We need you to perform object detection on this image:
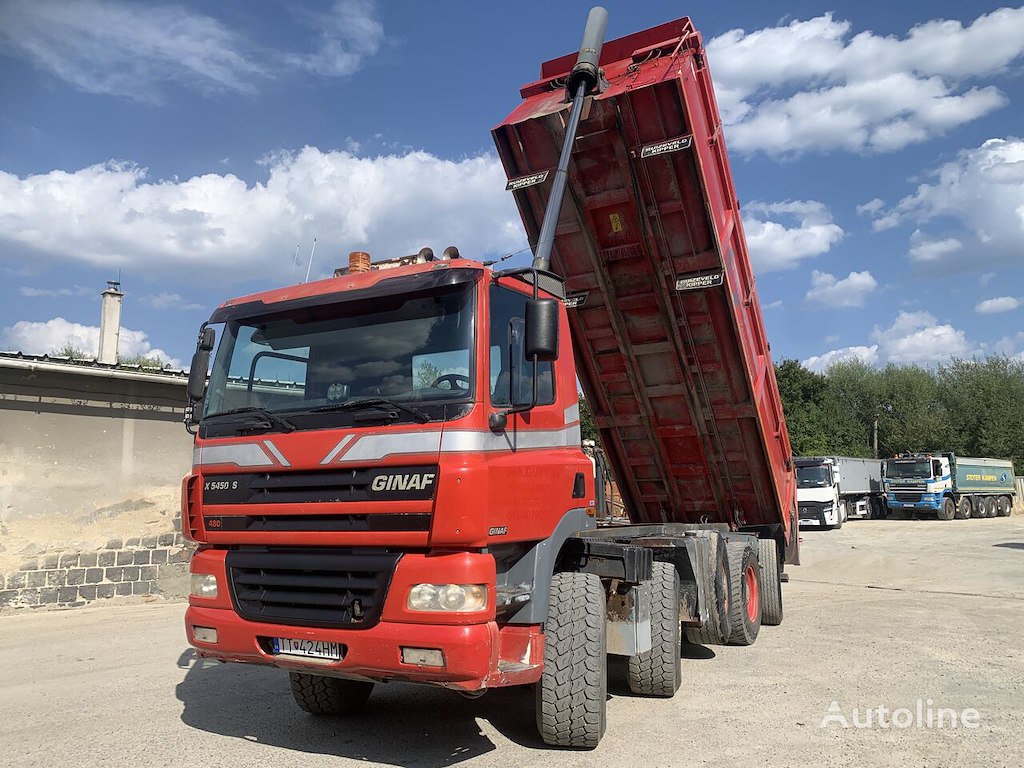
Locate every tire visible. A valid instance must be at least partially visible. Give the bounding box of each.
[833,505,844,529]
[955,497,972,520]
[983,497,996,518]
[725,541,761,646]
[996,496,1012,517]
[684,539,731,645]
[536,572,607,749]
[973,497,988,518]
[289,672,373,715]
[757,537,783,626]
[938,497,956,521]
[627,562,682,697]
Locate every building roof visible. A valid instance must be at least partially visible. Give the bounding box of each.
[0,351,188,385]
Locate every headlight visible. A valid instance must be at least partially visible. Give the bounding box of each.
[190,572,219,599]
[407,583,487,612]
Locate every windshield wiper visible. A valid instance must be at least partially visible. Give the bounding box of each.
[311,397,430,423]
[203,406,296,432]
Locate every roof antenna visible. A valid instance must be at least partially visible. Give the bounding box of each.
[289,243,300,277]
[303,238,318,283]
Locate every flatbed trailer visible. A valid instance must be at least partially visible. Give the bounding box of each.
[182,8,799,750]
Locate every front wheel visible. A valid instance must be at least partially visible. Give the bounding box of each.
[289,673,374,715]
[938,497,956,521]
[536,572,607,748]
[627,561,682,697]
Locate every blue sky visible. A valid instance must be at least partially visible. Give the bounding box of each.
[1,0,1022,371]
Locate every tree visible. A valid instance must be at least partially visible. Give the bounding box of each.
[119,354,167,369]
[774,359,832,455]
[874,364,947,457]
[53,342,90,360]
[415,361,441,389]
[937,356,1024,473]
[579,395,598,444]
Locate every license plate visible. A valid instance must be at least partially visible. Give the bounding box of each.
[272,637,342,660]
[904,503,914,507]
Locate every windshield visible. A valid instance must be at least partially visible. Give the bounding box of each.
[203,284,476,420]
[885,460,931,479]
[797,465,832,487]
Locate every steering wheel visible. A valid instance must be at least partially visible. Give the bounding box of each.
[431,374,471,391]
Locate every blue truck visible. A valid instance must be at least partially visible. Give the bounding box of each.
[883,452,1016,520]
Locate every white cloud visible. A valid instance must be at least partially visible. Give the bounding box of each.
[805,270,877,308]
[763,299,783,309]
[865,138,1024,270]
[856,198,884,216]
[908,232,963,263]
[707,8,1024,155]
[975,296,1020,314]
[284,0,384,78]
[0,147,523,284]
[803,310,977,370]
[1,317,181,368]
[19,285,92,298]
[803,345,879,373]
[742,200,844,272]
[142,292,204,311]
[871,311,974,364]
[0,0,383,103]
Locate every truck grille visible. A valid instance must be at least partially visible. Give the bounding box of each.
[226,547,400,629]
[206,513,430,532]
[893,492,922,503]
[203,466,439,505]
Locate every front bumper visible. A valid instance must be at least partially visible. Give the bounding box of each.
[186,546,543,691]
[186,606,502,690]
[798,504,837,527]
[886,493,941,512]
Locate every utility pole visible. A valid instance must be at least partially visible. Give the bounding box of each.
[873,416,879,458]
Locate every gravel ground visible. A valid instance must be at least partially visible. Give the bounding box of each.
[1,517,1021,768]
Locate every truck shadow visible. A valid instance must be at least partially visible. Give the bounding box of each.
[175,648,544,765]
[993,542,1024,550]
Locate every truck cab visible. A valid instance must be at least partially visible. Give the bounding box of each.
[884,453,950,513]
[184,252,595,693]
[795,457,842,529]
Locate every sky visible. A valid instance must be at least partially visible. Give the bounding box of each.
[0,0,1022,372]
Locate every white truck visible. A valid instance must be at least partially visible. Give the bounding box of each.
[796,456,884,529]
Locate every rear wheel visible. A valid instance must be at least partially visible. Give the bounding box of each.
[289,673,374,715]
[938,497,956,521]
[996,496,1012,517]
[974,497,989,518]
[757,537,783,626]
[627,561,682,697]
[955,497,972,520]
[726,541,761,646]
[536,572,606,748]
[684,539,731,645]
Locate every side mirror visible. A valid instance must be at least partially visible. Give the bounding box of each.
[525,298,559,361]
[186,327,215,402]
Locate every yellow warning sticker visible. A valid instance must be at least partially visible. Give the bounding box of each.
[610,213,623,233]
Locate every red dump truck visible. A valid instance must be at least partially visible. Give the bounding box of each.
[182,9,797,748]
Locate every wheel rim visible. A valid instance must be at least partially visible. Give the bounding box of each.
[744,564,759,623]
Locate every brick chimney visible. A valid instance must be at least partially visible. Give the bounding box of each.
[97,281,124,364]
